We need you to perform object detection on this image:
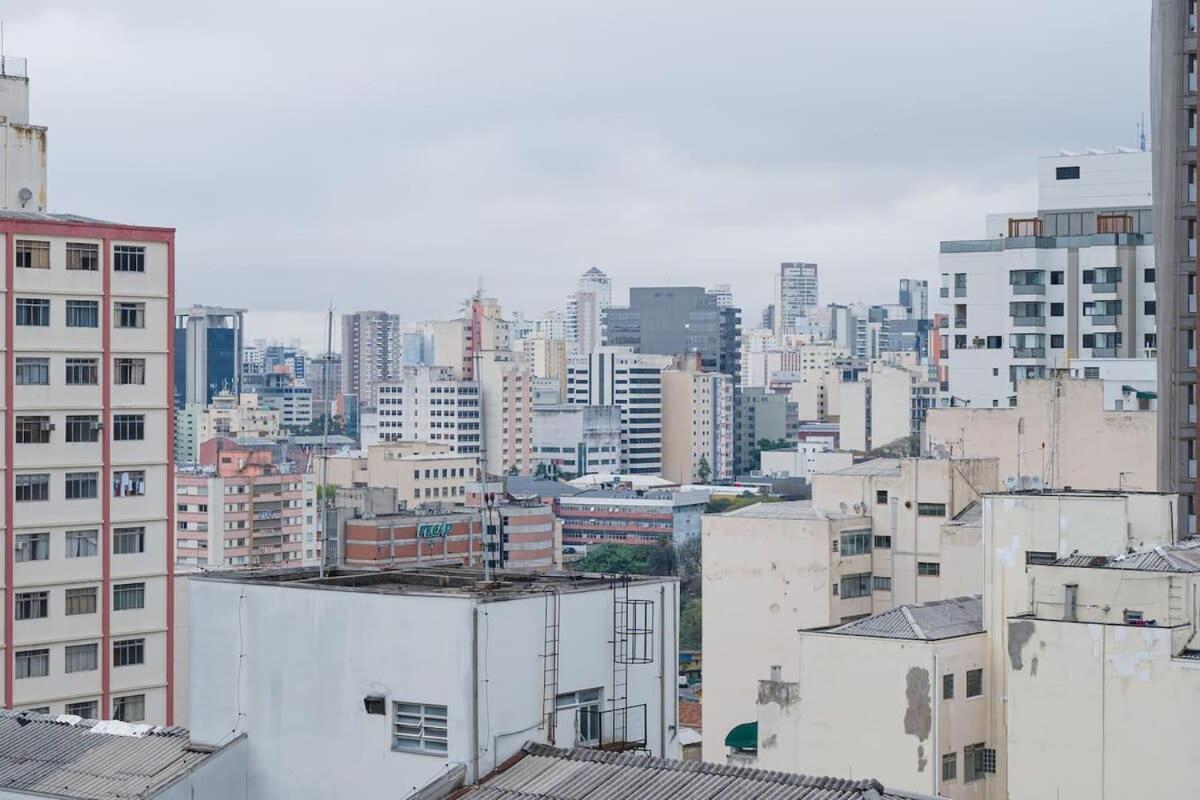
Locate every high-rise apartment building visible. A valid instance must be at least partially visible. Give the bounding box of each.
[340,310,401,404]
[305,351,342,418]
[477,350,533,476]
[567,348,672,474]
[773,262,819,336]
[172,305,244,408]
[661,355,734,483]
[1153,0,1199,533]
[374,365,481,453]
[566,267,612,354]
[898,278,929,320]
[940,151,1156,409]
[603,286,741,377]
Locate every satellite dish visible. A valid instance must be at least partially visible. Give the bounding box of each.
[17,187,32,208]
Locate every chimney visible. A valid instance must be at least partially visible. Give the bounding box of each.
[769,664,782,682]
[1064,584,1078,621]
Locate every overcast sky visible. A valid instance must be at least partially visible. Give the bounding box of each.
[11,1,1149,350]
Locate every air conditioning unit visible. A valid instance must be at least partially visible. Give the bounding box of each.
[39,421,54,432]
[90,421,103,431]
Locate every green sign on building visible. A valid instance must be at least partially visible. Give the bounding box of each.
[417,522,454,539]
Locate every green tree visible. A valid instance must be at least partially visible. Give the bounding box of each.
[680,598,702,649]
[696,455,711,484]
[574,542,675,576]
[316,483,340,502]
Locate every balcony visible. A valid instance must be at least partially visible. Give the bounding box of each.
[1011,316,1045,327]
[576,705,647,753]
[1011,283,1045,295]
[939,287,949,298]
[1093,348,1118,358]
[1012,348,1046,359]
[1090,315,1118,326]
[954,319,968,328]
[954,287,967,298]
[1091,283,1118,294]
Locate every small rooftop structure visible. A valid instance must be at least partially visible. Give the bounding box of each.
[0,710,243,799]
[568,473,677,490]
[828,596,983,641]
[454,743,935,800]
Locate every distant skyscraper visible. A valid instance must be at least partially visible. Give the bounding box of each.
[773,262,819,336]
[603,286,742,377]
[707,284,733,308]
[341,310,402,405]
[566,267,612,354]
[898,278,929,320]
[174,306,246,408]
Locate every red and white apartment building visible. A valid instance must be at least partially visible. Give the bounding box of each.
[0,61,176,724]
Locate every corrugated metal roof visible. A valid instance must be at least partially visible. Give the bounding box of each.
[723,501,863,521]
[820,459,903,477]
[458,743,943,800]
[0,710,224,798]
[0,211,113,224]
[830,596,983,641]
[1051,540,1200,573]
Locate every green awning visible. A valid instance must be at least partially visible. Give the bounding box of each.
[1121,385,1158,400]
[724,722,758,750]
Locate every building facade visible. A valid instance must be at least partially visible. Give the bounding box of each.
[603,287,741,377]
[173,305,244,409]
[557,489,708,548]
[374,366,481,454]
[773,262,819,337]
[567,348,672,474]
[531,404,622,478]
[341,310,402,405]
[661,357,734,484]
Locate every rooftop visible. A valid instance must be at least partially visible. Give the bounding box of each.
[721,500,863,521]
[1051,539,1200,573]
[820,458,903,477]
[455,743,933,800]
[564,489,703,503]
[190,564,674,599]
[0,210,110,224]
[827,596,983,641]
[0,710,235,799]
[505,476,582,499]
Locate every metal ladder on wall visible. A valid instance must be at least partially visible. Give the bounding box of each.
[611,577,631,745]
[541,588,561,742]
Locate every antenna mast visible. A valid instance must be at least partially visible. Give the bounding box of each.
[475,348,492,581]
[318,302,333,578]
[1139,113,1148,152]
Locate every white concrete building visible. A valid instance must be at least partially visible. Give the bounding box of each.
[476,350,533,476]
[531,404,621,477]
[341,310,402,405]
[566,268,612,355]
[940,151,1156,408]
[759,440,854,480]
[773,262,818,337]
[1067,355,1157,410]
[0,59,47,213]
[375,365,481,454]
[188,567,681,799]
[173,391,281,464]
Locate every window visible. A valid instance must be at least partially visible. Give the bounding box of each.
[113,527,145,554]
[943,673,955,699]
[875,490,888,505]
[1145,300,1156,315]
[1050,270,1064,285]
[918,561,941,576]
[15,358,49,385]
[65,587,97,616]
[1145,268,1156,283]
[964,743,995,781]
[113,471,146,497]
[15,240,50,269]
[112,694,145,722]
[65,415,100,443]
[1082,269,1095,284]
[15,474,49,503]
[1124,609,1144,624]
[392,702,449,754]
[15,531,49,562]
[114,302,145,329]
[839,573,872,599]
[65,644,98,673]
[65,700,98,718]
[114,358,145,385]
[954,335,967,349]
[16,415,51,444]
[15,649,49,679]
[16,298,50,326]
[556,688,602,745]
[1056,165,1080,180]
[113,415,144,441]
[66,300,99,328]
[66,529,98,558]
[1082,333,1096,349]
[1050,334,1064,349]
[113,245,146,272]
[874,535,891,549]
[65,472,98,500]
[1025,551,1056,566]
[966,668,983,698]
[917,503,946,517]
[15,591,48,620]
[840,531,872,556]
[872,576,892,591]
[65,358,98,386]
[113,582,145,611]
[66,242,99,271]
[986,335,1002,349]
[1050,302,1064,317]
[112,638,145,667]
[942,752,957,782]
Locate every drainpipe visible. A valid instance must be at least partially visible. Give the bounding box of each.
[472,606,481,782]
[932,651,940,797]
[659,584,667,755]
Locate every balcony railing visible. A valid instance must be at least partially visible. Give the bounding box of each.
[939,287,950,298]
[1093,348,1118,358]
[1090,314,1118,326]
[1011,316,1045,327]
[1012,348,1046,359]
[576,705,647,753]
[954,319,968,328]
[1091,283,1118,294]
[1011,284,1045,295]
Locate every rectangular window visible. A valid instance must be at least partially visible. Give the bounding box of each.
[872,576,892,591]
[65,529,98,558]
[65,472,98,500]
[113,582,145,611]
[112,694,145,722]
[1050,302,1064,317]
[15,415,51,444]
[875,490,887,504]
[65,587,98,616]
[65,700,98,718]
[114,302,145,329]
[66,300,99,328]
[112,638,145,667]
[65,358,99,386]
[113,471,146,497]
[15,474,49,503]
[942,752,957,782]
[14,591,48,620]
[874,535,891,549]
[839,531,872,556]
[1082,269,1095,284]
[113,527,146,554]
[1050,334,1064,349]
[15,531,49,561]
[1145,268,1156,283]
[65,644,98,673]
[15,649,49,679]
[943,673,955,699]
[917,503,946,517]
[1145,300,1156,315]
[1056,165,1080,180]
[114,358,146,385]
[986,335,1002,349]
[1082,333,1096,348]
[113,414,144,441]
[966,668,983,697]
[918,561,941,576]
[66,242,99,271]
[113,245,146,273]
[16,298,50,327]
[15,358,49,386]
[1050,270,1064,285]
[15,240,50,269]
[392,702,449,754]
[1025,551,1057,566]
[839,573,872,599]
[65,415,100,443]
